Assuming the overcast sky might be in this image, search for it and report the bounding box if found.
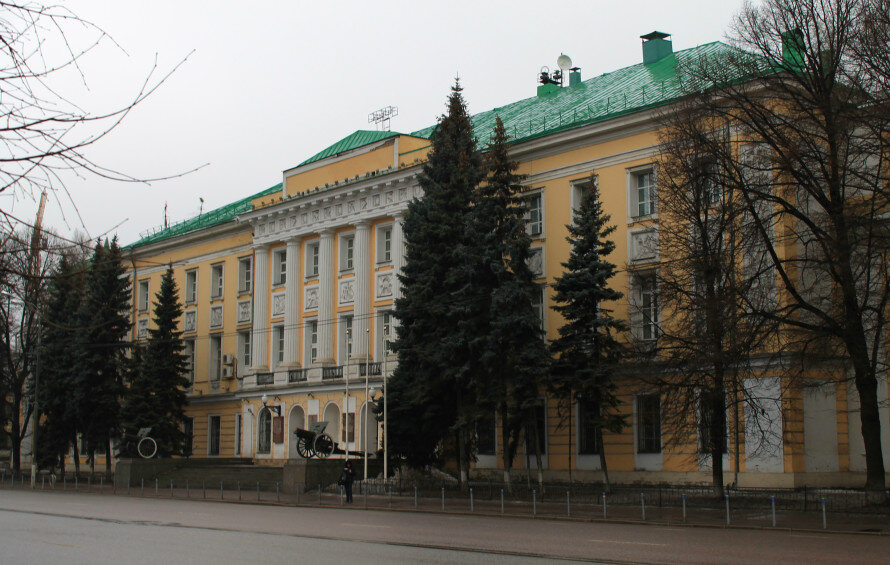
[6,0,750,245]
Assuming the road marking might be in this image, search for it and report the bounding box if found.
[341,523,390,529]
[41,541,82,549]
[588,539,665,546]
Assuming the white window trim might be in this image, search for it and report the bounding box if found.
[185,269,198,305]
[376,223,394,265]
[304,318,318,367]
[209,334,223,382]
[339,314,354,365]
[273,249,287,286]
[210,262,225,299]
[138,279,150,312]
[523,189,545,238]
[207,414,222,457]
[238,256,253,294]
[626,163,658,223]
[234,413,242,456]
[633,393,664,470]
[575,398,602,470]
[570,175,597,220]
[375,307,393,361]
[339,231,356,273]
[237,330,251,370]
[272,324,285,368]
[184,338,196,385]
[304,240,320,279]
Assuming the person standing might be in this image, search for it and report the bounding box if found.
[342,460,355,503]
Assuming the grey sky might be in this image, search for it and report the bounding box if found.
[7,0,748,245]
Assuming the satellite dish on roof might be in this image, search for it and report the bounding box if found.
[557,53,572,71]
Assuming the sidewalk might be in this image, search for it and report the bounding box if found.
[1,472,888,535]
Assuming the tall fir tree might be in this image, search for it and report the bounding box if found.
[74,237,130,478]
[122,267,190,457]
[38,252,87,473]
[470,117,549,489]
[390,79,484,480]
[549,179,626,489]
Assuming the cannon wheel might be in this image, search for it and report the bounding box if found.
[296,436,314,458]
[313,433,334,458]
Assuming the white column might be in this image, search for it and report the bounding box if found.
[251,244,270,371]
[283,237,300,366]
[352,221,371,359]
[392,212,406,299]
[316,229,335,364]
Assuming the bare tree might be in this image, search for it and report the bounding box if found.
[662,0,890,491]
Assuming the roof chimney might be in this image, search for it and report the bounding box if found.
[781,28,805,69]
[641,31,673,65]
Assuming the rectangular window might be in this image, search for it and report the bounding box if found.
[138,280,149,312]
[703,161,721,205]
[210,334,222,381]
[377,226,392,263]
[636,394,662,454]
[182,418,194,457]
[635,273,658,341]
[634,169,657,217]
[238,331,251,368]
[342,412,355,443]
[185,269,197,304]
[340,235,355,271]
[571,177,596,220]
[274,249,287,285]
[304,320,318,365]
[183,339,196,384]
[527,401,547,455]
[305,242,320,278]
[234,413,242,456]
[274,325,284,367]
[208,415,221,456]
[238,257,252,293]
[377,311,392,359]
[698,391,728,453]
[210,263,224,299]
[476,412,496,456]
[340,315,353,364]
[523,193,543,236]
[531,286,544,331]
[578,398,601,455]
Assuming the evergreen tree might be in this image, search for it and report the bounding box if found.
[74,238,130,478]
[122,267,190,457]
[390,79,484,480]
[39,252,87,473]
[549,179,626,489]
[470,117,549,489]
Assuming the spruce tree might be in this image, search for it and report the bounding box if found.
[390,79,484,480]
[470,117,549,489]
[122,267,190,457]
[74,238,130,478]
[549,179,626,489]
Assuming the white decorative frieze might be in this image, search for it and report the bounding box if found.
[237,298,252,324]
[271,293,286,317]
[137,318,149,340]
[304,286,319,311]
[375,271,394,299]
[630,228,659,263]
[183,310,197,333]
[338,278,355,305]
[527,247,545,278]
[209,305,224,329]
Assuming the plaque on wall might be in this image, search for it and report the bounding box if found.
[272,416,284,444]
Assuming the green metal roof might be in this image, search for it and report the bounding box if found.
[297,130,403,168]
[411,42,741,147]
[128,183,282,249]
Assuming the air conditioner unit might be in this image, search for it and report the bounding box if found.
[222,366,234,378]
[222,353,234,365]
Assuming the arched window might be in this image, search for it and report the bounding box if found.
[257,408,272,454]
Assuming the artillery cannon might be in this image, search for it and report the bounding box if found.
[293,421,335,459]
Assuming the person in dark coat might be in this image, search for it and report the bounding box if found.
[342,459,355,503]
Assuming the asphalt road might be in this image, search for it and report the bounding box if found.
[0,489,887,564]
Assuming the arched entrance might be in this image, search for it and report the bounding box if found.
[288,404,306,458]
[322,402,341,454]
[257,407,272,455]
[359,402,378,454]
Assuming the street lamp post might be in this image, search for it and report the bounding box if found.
[345,329,351,462]
[363,329,370,481]
[383,332,389,481]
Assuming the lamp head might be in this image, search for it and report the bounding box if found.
[261,393,269,406]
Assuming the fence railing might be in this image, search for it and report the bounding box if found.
[288,369,308,383]
[359,362,382,376]
[322,366,343,380]
[255,372,273,385]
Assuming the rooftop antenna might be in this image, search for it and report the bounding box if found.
[368,106,398,131]
[164,202,168,228]
[199,197,204,216]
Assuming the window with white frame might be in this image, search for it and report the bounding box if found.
[631,168,657,218]
[273,325,284,368]
[208,415,221,456]
[210,263,224,299]
[305,241,320,278]
[209,334,222,381]
[340,234,355,271]
[234,413,242,456]
[304,320,318,365]
[531,286,545,331]
[377,310,392,359]
[237,330,251,369]
[185,269,197,304]
[183,338,196,384]
[138,280,149,312]
[631,272,658,342]
[571,177,596,220]
[339,315,353,364]
[578,397,601,455]
[273,249,287,285]
[238,256,252,293]
[636,394,661,454]
[523,192,543,237]
[376,225,392,264]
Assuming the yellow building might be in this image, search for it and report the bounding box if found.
[126,32,889,487]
